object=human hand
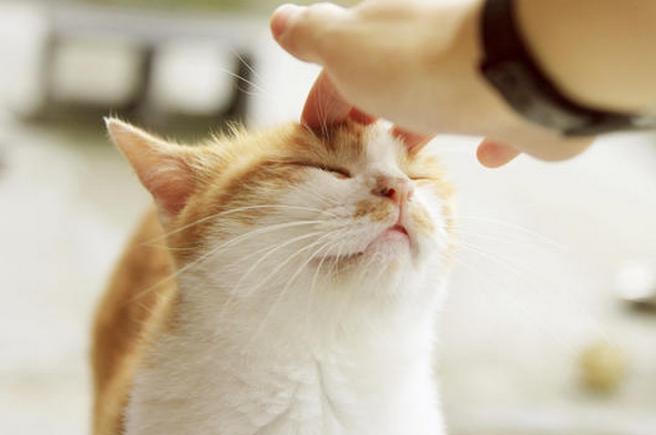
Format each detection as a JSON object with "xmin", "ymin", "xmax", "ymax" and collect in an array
[{"xmin": 270, "ymin": 0, "xmax": 592, "ymax": 167}]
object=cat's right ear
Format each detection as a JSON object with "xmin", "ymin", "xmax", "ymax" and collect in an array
[{"xmin": 105, "ymin": 118, "xmax": 196, "ymax": 216}]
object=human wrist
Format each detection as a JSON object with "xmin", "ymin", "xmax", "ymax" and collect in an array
[
  {"xmin": 515, "ymin": 0, "xmax": 656, "ymax": 114},
  {"xmin": 421, "ymin": 0, "xmax": 531, "ymax": 135},
  {"xmin": 514, "ymin": 0, "xmax": 601, "ymax": 110}
]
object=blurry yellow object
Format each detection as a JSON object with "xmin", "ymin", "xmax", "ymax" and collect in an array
[{"xmin": 579, "ymin": 341, "xmax": 626, "ymax": 394}]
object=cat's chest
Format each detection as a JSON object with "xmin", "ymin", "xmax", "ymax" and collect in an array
[{"xmin": 126, "ymin": 350, "xmax": 441, "ymax": 435}]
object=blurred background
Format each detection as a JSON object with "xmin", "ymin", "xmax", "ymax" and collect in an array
[{"xmin": 1, "ymin": 1, "xmax": 655, "ymax": 434}]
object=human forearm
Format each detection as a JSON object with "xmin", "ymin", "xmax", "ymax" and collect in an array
[{"xmin": 516, "ymin": 0, "xmax": 656, "ymax": 113}]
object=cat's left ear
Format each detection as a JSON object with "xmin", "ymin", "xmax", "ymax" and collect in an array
[{"xmin": 105, "ymin": 118, "xmax": 196, "ymax": 216}]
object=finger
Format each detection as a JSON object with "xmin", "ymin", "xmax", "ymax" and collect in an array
[
  {"xmin": 301, "ymin": 71, "xmax": 353, "ymax": 129},
  {"xmin": 391, "ymin": 126, "xmax": 431, "ymax": 153},
  {"xmin": 476, "ymin": 140, "xmax": 521, "ymax": 168},
  {"xmin": 270, "ymin": 3, "xmax": 349, "ymax": 64}
]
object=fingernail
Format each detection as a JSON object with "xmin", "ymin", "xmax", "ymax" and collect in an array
[{"xmin": 271, "ymin": 4, "xmax": 303, "ymax": 39}]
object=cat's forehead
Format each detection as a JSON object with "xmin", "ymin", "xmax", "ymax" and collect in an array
[
  {"xmin": 281, "ymin": 121, "xmax": 405, "ymax": 168},
  {"xmin": 361, "ymin": 123, "xmax": 405, "ymax": 167}
]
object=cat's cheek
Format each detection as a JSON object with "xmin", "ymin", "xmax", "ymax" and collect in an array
[
  {"xmin": 409, "ymin": 206, "xmax": 435, "ymax": 237},
  {"xmin": 406, "ymin": 198, "xmax": 449, "ymax": 263}
]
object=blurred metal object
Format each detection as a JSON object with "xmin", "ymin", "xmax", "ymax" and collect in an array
[
  {"xmin": 615, "ymin": 260, "xmax": 656, "ymax": 310},
  {"xmin": 49, "ymin": 37, "xmax": 144, "ymax": 107},
  {"xmin": 5, "ymin": 2, "xmax": 258, "ymax": 132}
]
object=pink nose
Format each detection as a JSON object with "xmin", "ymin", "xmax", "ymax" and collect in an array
[{"xmin": 372, "ymin": 176, "xmax": 414, "ymax": 205}]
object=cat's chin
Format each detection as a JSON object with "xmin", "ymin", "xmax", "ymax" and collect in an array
[{"xmin": 313, "ymin": 227, "xmax": 413, "ymax": 273}]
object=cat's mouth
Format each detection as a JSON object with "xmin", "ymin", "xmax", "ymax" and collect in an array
[
  {"xmin": 314, "ymin": 223, "xmax": 413, "ymax": 268},
  {"xmin": 384, "ymin": 224, "xmax": 409, "ymax": 238},
  {"xmin": 368, "ymin": 223, "xmax": 411, "ymax": 250}
]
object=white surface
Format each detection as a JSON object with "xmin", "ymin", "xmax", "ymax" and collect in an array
[
  {"xmin": 434, "ymin": 133, "xmax": 656, "ymax": 434},
  {"xmin": 0, "ymin": 117, "xmax": 151, "ymax": 434},
  {"xmin": 149, "ymin": 40, "xmax": 236, "ymax": 115}
]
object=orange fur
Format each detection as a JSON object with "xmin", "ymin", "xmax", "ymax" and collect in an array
[
  {"xmin": 354, "ymin": 199, "xmax": 395, "ymax": 222},
  {"xmin": 91, "ymin": 121, "xmax": 453, "ymax": 435},
  {"xmin": 91, "ymin": 208, "xmax": 176, "ymax": 435}
]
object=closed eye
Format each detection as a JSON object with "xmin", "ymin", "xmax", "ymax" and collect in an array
[
  {"xmin": 408, "ymin": 176, "xmax": 434, "ymax": 182},
  {"xmin": 287, "ymin": 161, "xmax": 351, "ymax": 179}
]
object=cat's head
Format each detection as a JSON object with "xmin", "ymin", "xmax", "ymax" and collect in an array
[{"xmin": 107, "ymin": 118, "xmax": 454, "ymax": 307}]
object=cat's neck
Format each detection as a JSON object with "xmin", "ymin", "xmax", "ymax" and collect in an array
[
  {"xmin": 179, "ymin": 270, "xmax": 441, "ymax": 358},
  {"xmin": 125, "ymin": 273, "xmax": 445, "ymax": 435}
]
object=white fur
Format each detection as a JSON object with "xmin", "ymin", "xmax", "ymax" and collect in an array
[{"xmin": 124, "ymin": 125, "xmax": 451, "ymax": 435}]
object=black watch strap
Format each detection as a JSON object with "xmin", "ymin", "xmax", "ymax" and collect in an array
[{"xmin": 479, "ymin": 0, "xmax": 654, "ymax": 136}]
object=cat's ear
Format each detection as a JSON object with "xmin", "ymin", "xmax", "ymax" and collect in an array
[{"xmin": 105, "ymin": 118, "xmax": 195, "ymax": 216}]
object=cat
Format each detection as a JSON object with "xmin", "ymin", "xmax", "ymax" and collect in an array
[{"xmin": 92, "ymin": 117, "xmax": 455, "ymax": 435}]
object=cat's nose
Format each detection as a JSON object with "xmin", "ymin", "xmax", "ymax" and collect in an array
[{"xmin": 372, "ymin": 176, "xmax": 414, "ymax": 205}]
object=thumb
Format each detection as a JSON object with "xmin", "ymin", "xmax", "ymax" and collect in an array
[{"xmin": 270, "ymin": 3, "xmax": 350, "ymax": 64}]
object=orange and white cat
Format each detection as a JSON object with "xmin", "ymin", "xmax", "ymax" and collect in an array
[{"xmin": 92, "ymin": 117, "xmax": 454, "ymax": 435}]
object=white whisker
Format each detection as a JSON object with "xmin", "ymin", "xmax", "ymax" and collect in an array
[
  {"xmin": 143, "ymin": 205, "xmax": 337, "ymax": 245},
  {"xmin": 228, "ymin": 231, "xmax": 325, "ymax": 295},
  {"xmin": 304, "ymin": 239, "xmax": 339, "ymax": 328},
  {"xmin": 242, "ymin": 230, "xmax": 341, "ymax": 299},
  {"xmin": 458, "ymin": 215, "xmax": 562, "ymax": 248},
  {"xmin": 218, "ymin": 66, "xmax": 269, "ymax": 97},
  {"xmin": 231, "ymin": 49, "xmax": 263, "ymax": 84},
  {"xmin": 457, "ymin": 242, "xmax": 524, "ymax": 277},
  {"xmin": 247, "ymin": 231, "xmax": 345, "ymax": 347},
  {"xmin": 127, "ymin": 220, "xmax": 326, "ymax": 304}
]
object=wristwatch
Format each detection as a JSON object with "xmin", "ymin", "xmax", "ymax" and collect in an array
[{"xmin": 479, "ymin": 0, "xmax": 655, "ymax": 136}]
